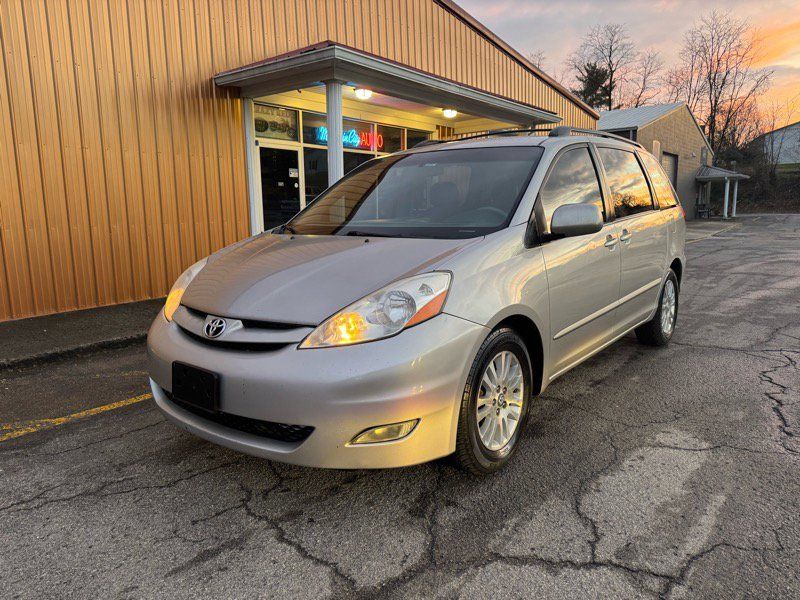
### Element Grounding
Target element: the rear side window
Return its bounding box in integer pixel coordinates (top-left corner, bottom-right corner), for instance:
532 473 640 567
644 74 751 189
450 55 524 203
640 151 679 208
539 147 604 229
597 147 654 218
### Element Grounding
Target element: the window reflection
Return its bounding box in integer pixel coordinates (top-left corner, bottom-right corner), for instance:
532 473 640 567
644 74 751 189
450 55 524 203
597 148 654 218
640 152 679 208
377 125 403 153
406 128 430 149
539 147 604 228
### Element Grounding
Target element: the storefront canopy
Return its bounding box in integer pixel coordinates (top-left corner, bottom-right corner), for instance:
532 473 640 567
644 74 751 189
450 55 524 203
696 165 750 219
214 42 561 127
695 165 750 182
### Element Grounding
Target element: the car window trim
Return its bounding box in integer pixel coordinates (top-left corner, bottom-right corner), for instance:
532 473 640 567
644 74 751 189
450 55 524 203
593 143 657 221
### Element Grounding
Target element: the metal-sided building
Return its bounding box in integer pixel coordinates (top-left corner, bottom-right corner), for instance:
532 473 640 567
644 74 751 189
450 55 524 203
0 0 597 321
598 102 715 219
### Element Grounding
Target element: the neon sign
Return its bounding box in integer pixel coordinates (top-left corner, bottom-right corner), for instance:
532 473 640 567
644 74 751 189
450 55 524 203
315 126 384 150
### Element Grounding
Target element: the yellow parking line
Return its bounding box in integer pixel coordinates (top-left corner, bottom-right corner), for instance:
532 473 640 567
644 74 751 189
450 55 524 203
0 392 153 443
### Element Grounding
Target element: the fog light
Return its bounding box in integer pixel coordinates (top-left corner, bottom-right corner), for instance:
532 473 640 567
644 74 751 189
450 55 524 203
349 419 419 445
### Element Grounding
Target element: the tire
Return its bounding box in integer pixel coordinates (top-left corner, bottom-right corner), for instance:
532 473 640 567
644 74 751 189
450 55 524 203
453 327 533 475
635 270 679 347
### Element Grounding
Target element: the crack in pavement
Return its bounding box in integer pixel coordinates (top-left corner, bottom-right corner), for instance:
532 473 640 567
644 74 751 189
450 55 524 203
33 418 165 456
237 468 361 598
0 460 242 514
660 540 786 599
758 350 799 455
574 433 619 565
3 216 800 598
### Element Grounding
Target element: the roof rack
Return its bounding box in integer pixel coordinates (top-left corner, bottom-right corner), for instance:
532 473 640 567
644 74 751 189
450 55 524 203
548 126 642 147
413 127 552 148
412 126 643 149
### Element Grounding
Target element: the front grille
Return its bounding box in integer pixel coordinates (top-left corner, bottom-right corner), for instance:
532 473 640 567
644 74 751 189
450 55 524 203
184 306 306 330
166 392 314 444
179 327 290 352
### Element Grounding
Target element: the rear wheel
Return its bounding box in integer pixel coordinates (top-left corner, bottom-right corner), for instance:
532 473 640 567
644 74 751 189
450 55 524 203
453 328 532 475
635 270 679 347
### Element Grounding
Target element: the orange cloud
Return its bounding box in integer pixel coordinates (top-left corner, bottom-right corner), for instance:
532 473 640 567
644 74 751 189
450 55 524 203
753 20 800 67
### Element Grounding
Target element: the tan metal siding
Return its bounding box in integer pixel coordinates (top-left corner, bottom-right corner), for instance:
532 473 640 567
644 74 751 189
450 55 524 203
0 0 594 321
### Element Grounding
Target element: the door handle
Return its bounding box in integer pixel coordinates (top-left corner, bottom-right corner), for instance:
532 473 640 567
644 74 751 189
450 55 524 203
604 234 618 248
620 229 632 243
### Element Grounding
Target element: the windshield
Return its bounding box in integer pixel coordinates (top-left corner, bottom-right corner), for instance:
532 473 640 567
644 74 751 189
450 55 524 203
285 146 544 239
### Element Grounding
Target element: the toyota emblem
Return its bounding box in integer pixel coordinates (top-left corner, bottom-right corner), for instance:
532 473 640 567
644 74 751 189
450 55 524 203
204 317 227 338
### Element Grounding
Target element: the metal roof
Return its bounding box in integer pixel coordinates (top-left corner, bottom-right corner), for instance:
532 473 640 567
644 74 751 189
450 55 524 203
597 102 685 131
696 165 750 181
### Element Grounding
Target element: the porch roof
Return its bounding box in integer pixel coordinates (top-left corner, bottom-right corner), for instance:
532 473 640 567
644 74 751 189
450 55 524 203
696 165 750 181
214 42 561 126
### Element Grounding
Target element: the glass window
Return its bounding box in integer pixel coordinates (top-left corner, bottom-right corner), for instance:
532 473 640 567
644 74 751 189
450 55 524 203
343 119 373 150
303 148 328 201
254 104 298 142
377 125 403 153
597 147 654 218
640 152 680 209
345 151 374 174
302 113 374 150
539 147 604 229
406 129 430 149
287 146 544 239
303 112 328 145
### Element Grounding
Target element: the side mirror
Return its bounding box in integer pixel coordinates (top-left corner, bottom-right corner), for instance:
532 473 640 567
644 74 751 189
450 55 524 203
550 204 603 238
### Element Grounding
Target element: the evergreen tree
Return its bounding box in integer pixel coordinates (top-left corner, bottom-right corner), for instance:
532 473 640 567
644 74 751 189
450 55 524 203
572 62 611 109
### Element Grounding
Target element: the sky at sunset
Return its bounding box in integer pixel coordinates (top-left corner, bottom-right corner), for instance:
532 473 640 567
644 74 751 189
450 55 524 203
456 0 800 117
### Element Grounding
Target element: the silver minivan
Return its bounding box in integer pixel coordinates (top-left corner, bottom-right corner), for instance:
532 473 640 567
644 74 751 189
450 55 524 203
148 128 685 474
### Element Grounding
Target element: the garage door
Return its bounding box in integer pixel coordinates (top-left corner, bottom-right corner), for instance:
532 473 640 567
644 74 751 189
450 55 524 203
661 152 679 187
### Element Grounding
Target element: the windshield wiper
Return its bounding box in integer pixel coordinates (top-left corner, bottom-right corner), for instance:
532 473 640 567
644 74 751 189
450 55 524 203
277 223 296 234
344 230 401 238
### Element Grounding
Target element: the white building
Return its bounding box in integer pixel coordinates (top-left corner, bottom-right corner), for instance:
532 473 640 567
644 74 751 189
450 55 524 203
755 121 800 167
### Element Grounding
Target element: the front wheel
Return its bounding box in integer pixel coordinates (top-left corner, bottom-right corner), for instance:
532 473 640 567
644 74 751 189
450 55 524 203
635 270 679 346
453 328 533 475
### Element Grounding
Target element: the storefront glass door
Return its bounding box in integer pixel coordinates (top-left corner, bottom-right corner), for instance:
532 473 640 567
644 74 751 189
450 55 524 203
259 147 301 231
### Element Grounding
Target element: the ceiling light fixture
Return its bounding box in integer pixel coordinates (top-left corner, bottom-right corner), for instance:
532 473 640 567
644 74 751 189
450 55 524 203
442 108 458 119
354 88 373 100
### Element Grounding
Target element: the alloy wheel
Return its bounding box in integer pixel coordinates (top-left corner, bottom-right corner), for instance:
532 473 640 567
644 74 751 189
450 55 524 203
661 279 677 335
476 350 524 451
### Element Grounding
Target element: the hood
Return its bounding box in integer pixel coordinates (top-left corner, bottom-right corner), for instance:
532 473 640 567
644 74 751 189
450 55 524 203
181 234 478 324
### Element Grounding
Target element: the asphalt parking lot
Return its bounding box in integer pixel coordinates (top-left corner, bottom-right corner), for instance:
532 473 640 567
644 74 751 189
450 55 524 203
1 215 798 599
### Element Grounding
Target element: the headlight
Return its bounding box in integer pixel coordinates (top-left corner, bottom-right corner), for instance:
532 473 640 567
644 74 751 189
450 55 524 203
163 258 208 321
300 272 451 348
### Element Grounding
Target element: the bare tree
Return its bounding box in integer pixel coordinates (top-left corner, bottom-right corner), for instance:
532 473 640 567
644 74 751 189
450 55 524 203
623 49 663 108
752 95 800 176
525 50 547 71
665 10 772 151
568 23 636 110
665 27 706 110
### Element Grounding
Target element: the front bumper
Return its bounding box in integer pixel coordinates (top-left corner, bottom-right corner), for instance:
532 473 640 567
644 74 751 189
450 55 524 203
148 311 488 468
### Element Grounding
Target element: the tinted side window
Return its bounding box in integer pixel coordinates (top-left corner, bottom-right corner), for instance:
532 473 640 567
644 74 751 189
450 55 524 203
597 147 654 218
640 151 679 208
539 147 604 229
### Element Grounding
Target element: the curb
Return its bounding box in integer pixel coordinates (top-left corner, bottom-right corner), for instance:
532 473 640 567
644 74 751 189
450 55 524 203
0 333 148 371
